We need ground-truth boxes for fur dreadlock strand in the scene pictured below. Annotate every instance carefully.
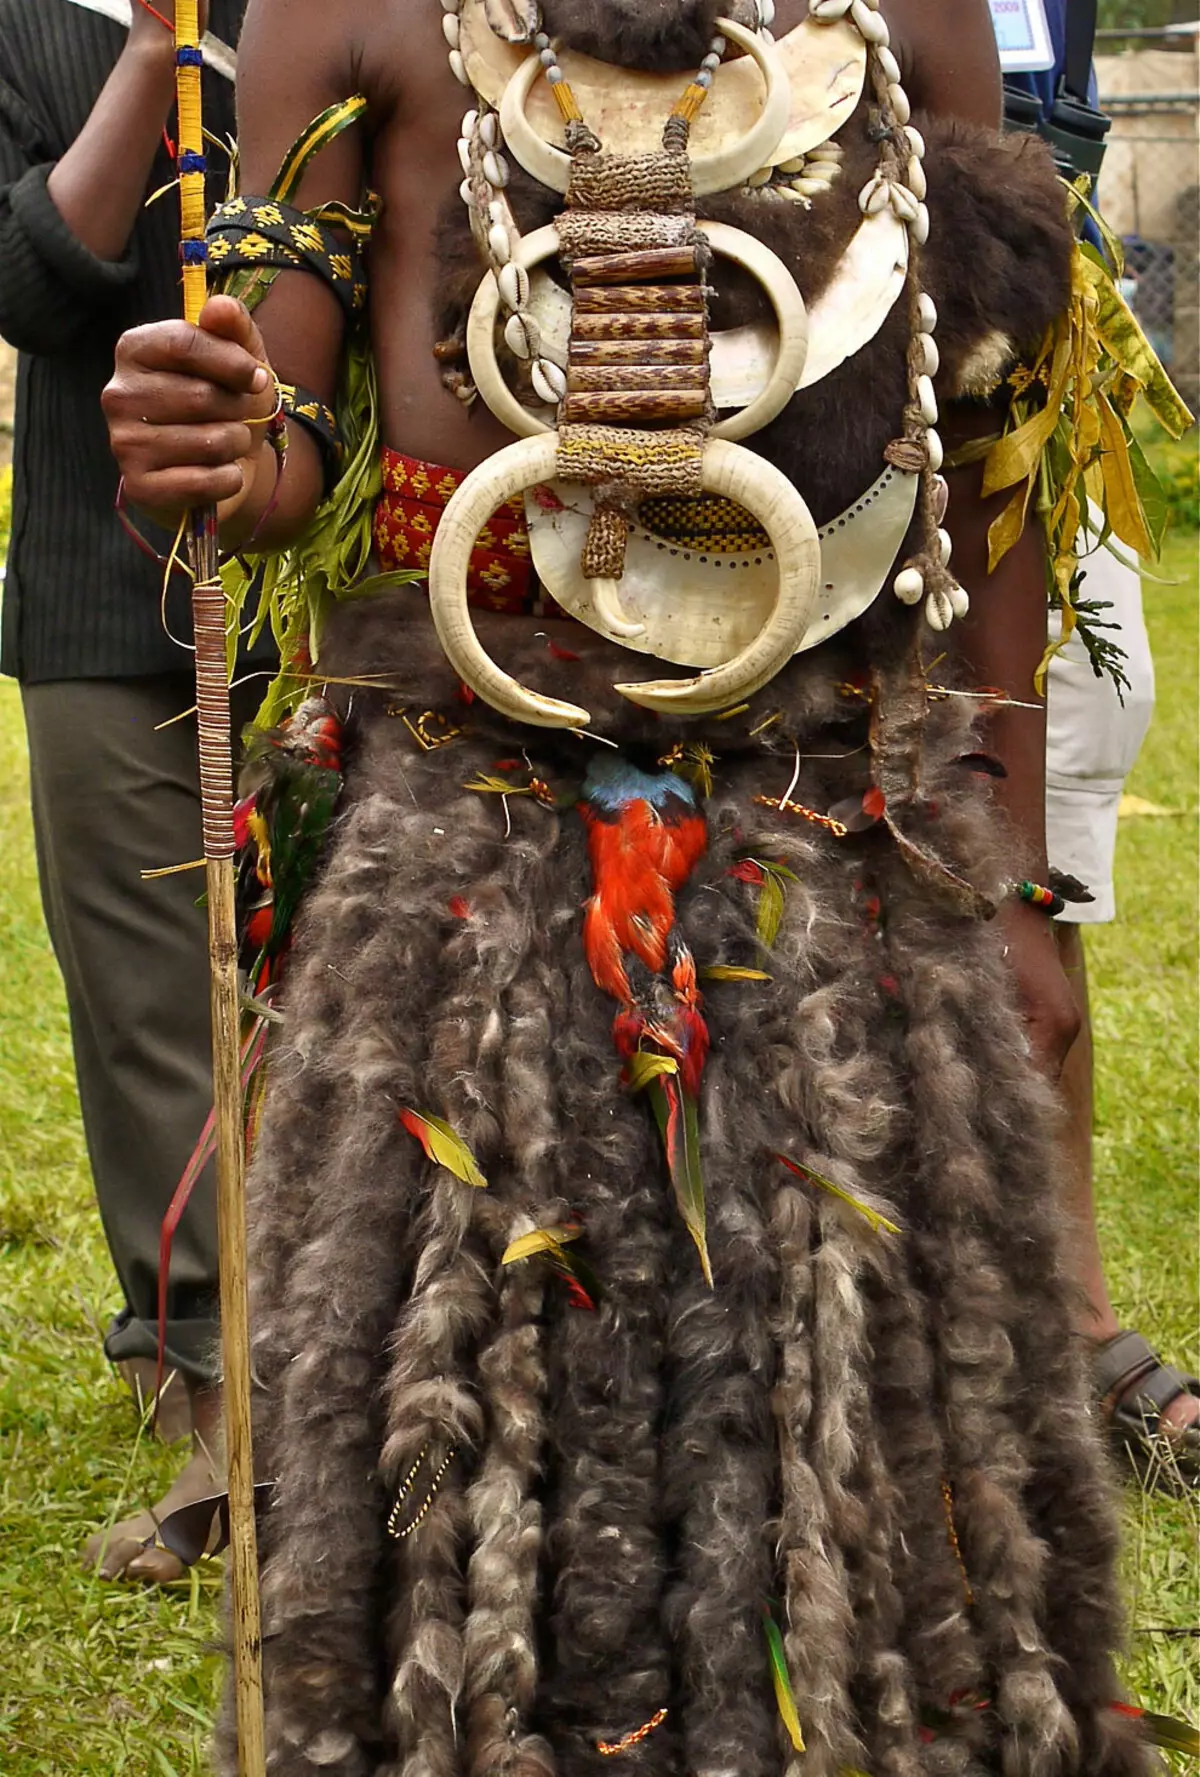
[218,763,457,1777]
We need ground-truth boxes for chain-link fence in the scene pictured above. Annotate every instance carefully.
[1096,31,1200,412]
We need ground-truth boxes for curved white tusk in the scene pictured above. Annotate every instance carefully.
[701,222,808,440]
[427,434,592,729]
[589,577,646,638]
[468,222,807,442]
[614,437,820,712]
[499,18,790,199]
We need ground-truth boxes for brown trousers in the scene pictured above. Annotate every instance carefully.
[22,674,259,1384]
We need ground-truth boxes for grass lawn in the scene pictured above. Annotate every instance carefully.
[0,515,1196,1773]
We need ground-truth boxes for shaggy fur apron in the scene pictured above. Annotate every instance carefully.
[217,592,1151,1777]
[214,8,1153,1767]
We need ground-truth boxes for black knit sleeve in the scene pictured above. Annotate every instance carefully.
[0,70,139,356]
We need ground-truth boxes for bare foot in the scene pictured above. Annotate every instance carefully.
[84,1383,225,1583]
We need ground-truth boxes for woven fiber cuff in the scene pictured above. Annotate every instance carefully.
[567,150,694,215]
[556,424,705,496]
[207,195,367,314]
[556,212,698,259]
[580,503,631,579]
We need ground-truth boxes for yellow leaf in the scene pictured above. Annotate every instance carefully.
[464,774,525,796]
[1118,794,1183,819]
[1095,391,1154,559]
[1077,253,1194,439]
[502,1224,583,1266]
[982,333,1071,497]
[986,480,1034,573]
[399,1109,488,1188]
[626,1051,679,1092]
[700,964,773,983]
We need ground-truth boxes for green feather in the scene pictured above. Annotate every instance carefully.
[763,1609,805,1752]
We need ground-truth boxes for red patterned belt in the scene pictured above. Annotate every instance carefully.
[373,447,536,614]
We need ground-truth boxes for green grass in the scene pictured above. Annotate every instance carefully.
[1090,518,1200,1751]
[0,508,1195,1773]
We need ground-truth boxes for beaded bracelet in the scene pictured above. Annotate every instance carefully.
[1015,880,1067,917]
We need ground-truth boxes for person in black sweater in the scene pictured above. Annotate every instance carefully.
[0,0,247,1582]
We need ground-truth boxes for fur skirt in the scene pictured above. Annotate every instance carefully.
[220,591,1153,1777]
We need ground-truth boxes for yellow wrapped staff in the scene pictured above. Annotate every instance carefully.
[173,6,267,1772]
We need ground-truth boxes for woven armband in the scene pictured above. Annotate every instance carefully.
[278,382,342,493]
[207,195,367,316]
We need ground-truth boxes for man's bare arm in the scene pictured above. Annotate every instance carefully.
[105,0,372,541]
[886,0,1077,1070]
[889,0,1003,128]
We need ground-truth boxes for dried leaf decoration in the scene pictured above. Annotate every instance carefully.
[399,1109,487,1188]
[774,1152,900,1237]
[982,200,1193,690]
[763,1609,805,1752]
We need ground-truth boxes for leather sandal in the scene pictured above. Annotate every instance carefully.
[1094,1329,1200,1494]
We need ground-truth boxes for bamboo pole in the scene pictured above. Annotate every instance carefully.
[173,8,267,1774]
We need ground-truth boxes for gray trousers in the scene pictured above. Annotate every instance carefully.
[23,674,259,1384]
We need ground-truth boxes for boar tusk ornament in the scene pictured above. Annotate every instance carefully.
[430,1,949,726]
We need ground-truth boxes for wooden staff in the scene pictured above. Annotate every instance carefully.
[173,6,267,1772]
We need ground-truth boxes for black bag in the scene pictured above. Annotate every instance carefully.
[1003,0,1111,184]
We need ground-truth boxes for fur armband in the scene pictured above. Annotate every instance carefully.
[207,195,368,316]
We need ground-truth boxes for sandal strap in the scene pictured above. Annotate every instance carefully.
[1095,1329,1199,1419]
[1129,1362,1200,1417]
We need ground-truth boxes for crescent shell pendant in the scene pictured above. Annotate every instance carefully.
[499,18,792,199]
[460,2,865,171]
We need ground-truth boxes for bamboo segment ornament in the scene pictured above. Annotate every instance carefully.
[173,6,267,1774]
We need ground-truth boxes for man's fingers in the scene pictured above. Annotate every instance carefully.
[115,317,269,399]
[106,370,262,428]
[198,293,269,367]
[111,422,256,470]
[125,462,249,511]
